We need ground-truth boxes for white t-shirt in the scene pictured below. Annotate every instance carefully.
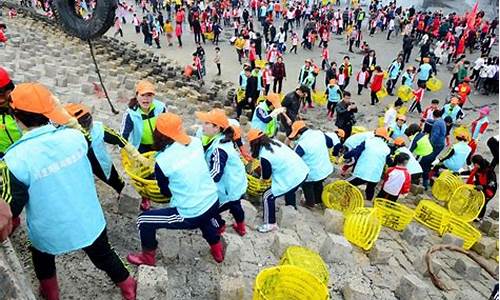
[383,107,397,128]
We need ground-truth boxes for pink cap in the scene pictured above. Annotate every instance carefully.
[479,106,490,116]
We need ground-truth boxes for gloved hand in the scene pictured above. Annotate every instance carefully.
[431,159,440,167]
[0,201,13,242]
[124,143,152,167]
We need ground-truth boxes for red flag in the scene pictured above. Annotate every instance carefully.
[467,0,479,29]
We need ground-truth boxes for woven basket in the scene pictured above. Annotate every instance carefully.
[246,160,271,197]
[426,77,443,92]
[397,85,413,101]
[253,265,329,300]
[279,246,329,285]
[121,150,169,203]
[447,184,485,222]
[344,207,381,251]
[374,198,415,231]
[432,170,464,202]
[376,87,389,99]
[322,180,364,214]
[312,91,328,106]
[414,199,449,233]
[440,214,482,249]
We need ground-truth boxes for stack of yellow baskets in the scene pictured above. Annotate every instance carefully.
[253,246,329,300]
[426,76,443,92]
[321,180,364,214]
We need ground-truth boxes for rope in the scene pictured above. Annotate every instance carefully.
[425,244,498,291]
[88,40,119,115]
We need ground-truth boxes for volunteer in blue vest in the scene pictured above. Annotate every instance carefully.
[0,67,22,157]
[416,57,433,87]
[121,80,167,211]
[251,93,286,137]
[344,128,391,200]
[405,123,435,189]
[325,129,346,158]
[196,109,248,236]
[343,130,374,152]
[288,121,333,208]
[392,137,423,183]
[389,115,408,139]
[127,113,224,265]
[65,103,148,195]
[246,128,309,233]
[325,78,343,121]
[431,131,472,173]
[3,83,136,300]
[441,97,463,125]
[386,56,402,95]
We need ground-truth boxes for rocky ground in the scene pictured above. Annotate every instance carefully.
[0,3,499,300]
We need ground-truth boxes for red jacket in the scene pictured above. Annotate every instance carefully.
[466,167,497,200]
[0,30,6,43]
[370,73,384,92]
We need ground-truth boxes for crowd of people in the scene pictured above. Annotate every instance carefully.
[0,0,499,300]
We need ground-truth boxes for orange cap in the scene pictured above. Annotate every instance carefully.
[155,113,191,145]
[232,125,241,140]
[335,129,346,138]
[64,103,91,120]
[374,127,389,140]
[288,120,306,139]
[266,93,282,108]
[10,83,71,125]
[195,109,229,129]
[450,97,459,105]
[135,80,156,96]
[393,137,406,146]
[246,128,264,142]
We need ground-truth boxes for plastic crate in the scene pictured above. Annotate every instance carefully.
[253,265,329,300]
[374,198,415,231]
[246,160,271,197]
[397,85,413,101]
[279,246,329,285]
[426,77,443,92]
[121,150,169,203]
[414,199,449,233]
[255,59,268,69]
[440,215,482,250]
[376,87,389,99]
[432,170,464,202]
[344,207,381,250]
[447,184,485,222]
[312,91,328,106]
[322,180,364,214]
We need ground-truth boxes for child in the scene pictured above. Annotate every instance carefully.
[465,155,497,219]
[321,43,330,70]
[409,82,425,113]
[377,152,411,201]
[164,20,173,46]
[152,27,161,48]
[214,47,222,76]
[356,66,369,95]
[290,32,299,54]
[325,78,342,120]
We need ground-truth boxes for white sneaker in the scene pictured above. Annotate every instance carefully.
[257,223,278,233]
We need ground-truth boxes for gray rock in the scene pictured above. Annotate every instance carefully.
[480,218,499,238]
[157,230,181,261]
[369,243,393,265]
[441,233,465,248]
[241,200,258,229]
[395,274,428,300]
[401,222,427,247]
[319,233,354,264]
[222,233,244,265]
[488,208,499,221]
[414,252,443,277]
[272,230,300,257]
[454,257,481,280]
[471,237,497,258]
[323,209,344,234]
[277,205,299,229]
[342,279,374,300]
[118,184,140,215]
[136,265,170,300]
[217,275,245,300]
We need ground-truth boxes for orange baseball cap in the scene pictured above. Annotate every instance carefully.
[10,83,71,125]
[135,80,156,95]
[266,93,282,108]
[195,109,229,129]
[335,129,345,138]
[64,103,91,120]
[393,137,406,146]
[156,113,191,145]
[374,127,389,140]
[246,128,264,142]
[288,120,306,139]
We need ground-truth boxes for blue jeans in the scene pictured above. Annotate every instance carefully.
[137,201,220,249]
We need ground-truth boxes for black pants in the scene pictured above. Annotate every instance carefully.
[403,49,412,63]
[177,36,182,47]
[97,165,125,194]
[370,90,379,105]
[386,78,397,95]
[290,45,297,54]
[357,83,364,95]
[386,29,393,40]
[327,101,338,115]
[409,100,422,113]
[339,124,353,138]
[135,26,141,34]
[216,63,221,75]
[488,137,499,169]
[302,179,324,207]
[154,37,161,48]
[348,177,378,200]
[236,99,255,117]
[273,78,283,93]
[377,190,399,201]
[215,199,245,227]
[30,228,129,284]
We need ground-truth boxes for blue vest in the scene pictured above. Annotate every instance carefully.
[402,72,414,88]
[442,104,461,123]
[240,71,248,89]
[295,129,333,182]
[90,122,113,179]
[325,131,341,148]
[443,142,471,172]
[395,146,423,175]
[259,140,309,196]
[251,101,276,136]
[390,123,408,139]
[472,117,489,140]
[156,137,218,218]
[353,137,390,182]
[418,63,432,81]
[389,61,401,79]
[4,125,105,255]
[344,132,374,151]
[327,85,342,102]
[125,99,166,148]
[204,135,248,205]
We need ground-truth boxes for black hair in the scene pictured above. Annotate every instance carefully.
[444,116,453,124]
[405,123,421,136]
[298,85,310,94]
[153,129,175,151]
[394,99,404,107]
[128,97,139,109]
[344,55,350,60]
[0,81,14,94]
[471,154,489,170]
[375,66,382,72]
[77,113,93,131]
[12,109,49,127]
[431,99,439,104]
[250,135,281,158]
[220,126,235,144]
[395,152,410,165]
[432,109,442,118]
[343,91,351,97]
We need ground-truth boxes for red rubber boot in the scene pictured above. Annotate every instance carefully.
[232,222,247,236]
[217,224,226,236]
[117,276,137,300]
[39,276,59,300]
[127,249,156,266]
[210,241,224,263]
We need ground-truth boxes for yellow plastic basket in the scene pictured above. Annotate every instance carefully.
[121,150,169,203]
[351,126,367,135]
[236,88,246,103]
[439,215,482,249]
[447,184,485,222]
[322,180,364,214]
[431,170,464,202]
[329,154,344,165]
[343,207,381,250]
[396,85,413,101]
[203,32,214,41]
[426,77,443,92]
[255,59,268,69]
[246,160,272,197]
[253,265,329,300]
[374,198,415,231]
[376,87,388,99]
[279,246,329,285]
[383,71,388,79]
[414,199,449,232]
[312,91,327,106]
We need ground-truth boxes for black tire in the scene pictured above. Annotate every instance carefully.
[51,0,117,40]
